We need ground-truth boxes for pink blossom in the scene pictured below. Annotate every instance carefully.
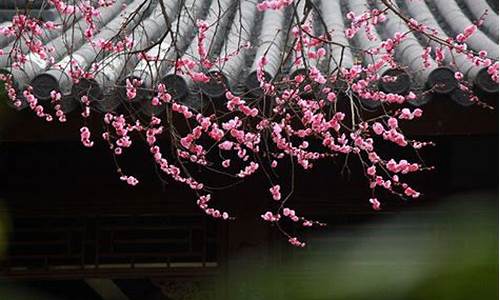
[261,211,280,222]
[256,0,293,11]
[404,187,420,198]
[372,122,385,135]
[237,162,259,178]
[367,166,376,176]
[80,127,94,148]
[288,237,306,247]
[269,185,281,201]
[369,198,381,211]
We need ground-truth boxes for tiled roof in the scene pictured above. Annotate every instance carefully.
[1,0,498,114]
[0,0,58,22]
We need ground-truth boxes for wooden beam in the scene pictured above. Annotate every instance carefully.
[85,279,129,300]
[0,92,496,142]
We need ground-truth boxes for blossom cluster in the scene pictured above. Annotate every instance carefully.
[0,0,497,247]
